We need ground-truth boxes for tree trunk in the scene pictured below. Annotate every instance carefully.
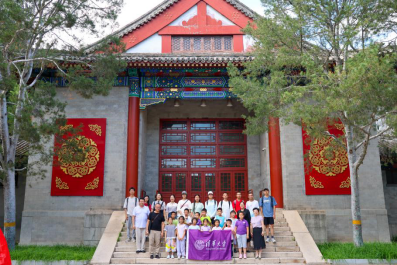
[3,167,16,250]
[345,124,364,247]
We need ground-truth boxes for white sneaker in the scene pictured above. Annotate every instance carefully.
[125,238,131,243]
[167,255,170,259]
[265,237,270,243]
[271,237,276,243]
[131,238,136,243]
[171,255,174,259]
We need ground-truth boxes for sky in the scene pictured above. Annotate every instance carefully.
[79,0,265,47]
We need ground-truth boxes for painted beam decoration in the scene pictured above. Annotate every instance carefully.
[51,118,106,196]
[301,121,351,195]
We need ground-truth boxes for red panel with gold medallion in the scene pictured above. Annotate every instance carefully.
[51,118,106,196]
[302,121,351,195]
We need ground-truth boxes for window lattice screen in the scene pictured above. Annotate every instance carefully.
[171,36,233,53]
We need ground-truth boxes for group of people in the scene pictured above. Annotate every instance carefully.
[123,188,278,260]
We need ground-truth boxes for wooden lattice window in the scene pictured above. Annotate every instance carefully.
[162,173,173,192]
[235,173,245,191]
[220,173,231,191]
[176,173,186,192]
[171,36,233,53]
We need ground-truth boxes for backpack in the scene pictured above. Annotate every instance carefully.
[125,197,138,209]
[220,201,231,208]
[233,199,245,209]
[205,200,217,209]
[261,196,274,208]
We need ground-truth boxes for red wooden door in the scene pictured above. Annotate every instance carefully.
[159,119,248,203]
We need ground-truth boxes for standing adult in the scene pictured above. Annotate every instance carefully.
[166,195,178,218]
[133,198,150,253]
[204,191,217,223]
[259,188,277,243]
[250,208,266,259]
[146,203,165,259]
[232,192,244,213]
[144,195,151,211]
[176,191,191,217]
[123,187,138,242]
[151,193,165,216]
[238,201,251,243]
[218,192,234,219]
[245,192,259,217]
[190,194,204,216]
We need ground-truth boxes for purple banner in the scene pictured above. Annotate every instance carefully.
[188,230,232,261]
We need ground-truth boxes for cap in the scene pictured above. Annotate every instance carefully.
[182,191,187,195]
[208,191,213,195]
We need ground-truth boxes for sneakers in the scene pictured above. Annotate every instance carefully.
[239,254,242,259]
[150,254,154,259]
[141,250,146,253]
[131,238,136,243]
[178,256,181,260]
[243,254,247,259]
[271,237,277,243]
[136,250,140,254]
[259,256,262,260]
[265,237,270,243]
[155,254,160,259]
[167,255,170,259]
[125,237,131,243]
[171,255,175,259]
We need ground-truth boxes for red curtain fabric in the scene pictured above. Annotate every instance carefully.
[0,228,11,265]
[51,118,106,196]
[301,122,351,195]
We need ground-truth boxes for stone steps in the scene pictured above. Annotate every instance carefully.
[116,240,298,248]
[119,235,295,242]
[115,246,300,252]
[113,252,303,258]
[110,257,305,264]
[121,226,290,232]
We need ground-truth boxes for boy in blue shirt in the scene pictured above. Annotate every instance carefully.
[259,188,277,243]
[214,208,225,228]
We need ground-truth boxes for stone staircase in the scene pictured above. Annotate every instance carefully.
[110,210,306,264]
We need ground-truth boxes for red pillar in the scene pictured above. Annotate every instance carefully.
[268,117,284,208]
[125,96,140,197]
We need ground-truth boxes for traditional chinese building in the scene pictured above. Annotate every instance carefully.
[17,0,394,245]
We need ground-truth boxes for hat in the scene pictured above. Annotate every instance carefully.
[208,191,213,195]
[182,191,187,195]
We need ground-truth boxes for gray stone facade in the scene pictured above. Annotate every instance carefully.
[383,172,397,238]
[18,90,392,244]
[20,87,129,245]
[280,122,391,242]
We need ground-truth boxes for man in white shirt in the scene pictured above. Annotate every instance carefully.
[123,187,138,242]
[204,191,217,222]
[133,198,150,253]
[177,191,191,217]
[218,192,234,219]
[245,191,259,217]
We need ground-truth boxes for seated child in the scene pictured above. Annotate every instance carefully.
[212,219,222,230]
[183,209,192,225]
[164,217,176,259]
[194,212,202,226]
[200,218,211,232]
[171,211,178,226]
[188,217,201,230]
[214,208,226,228]
[200,209,212,225]
[223,219,235,259]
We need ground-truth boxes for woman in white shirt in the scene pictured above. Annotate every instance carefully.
[177,191,191,217]
[166,194,178,218]
[245,192,259,217]
[151,192,166,216]
[190,194,204,217]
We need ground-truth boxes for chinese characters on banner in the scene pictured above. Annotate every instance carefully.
[302,121,351,195]
[51,118,106,196]
[188,230,232,261]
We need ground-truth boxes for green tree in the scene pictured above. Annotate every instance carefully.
[0,0,124,249]
[229,0,397,246]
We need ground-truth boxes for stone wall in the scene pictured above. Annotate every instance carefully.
[143,99,265,200]
[20,87,129,245]
[383,171,397,238]
[84,210,112,246]
[280,122,390,242]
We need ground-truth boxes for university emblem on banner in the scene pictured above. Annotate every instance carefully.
[51,118,106,196]
[302,121,351,195]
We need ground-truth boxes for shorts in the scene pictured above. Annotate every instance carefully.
[236,234,247,248]
[264,217,274,225]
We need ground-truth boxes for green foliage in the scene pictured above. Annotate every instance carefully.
[318,242,397,260]
[9,245,96,261]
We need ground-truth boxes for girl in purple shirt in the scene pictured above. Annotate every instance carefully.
[234,211,249,259]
